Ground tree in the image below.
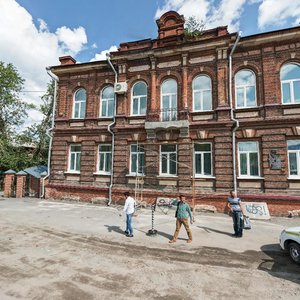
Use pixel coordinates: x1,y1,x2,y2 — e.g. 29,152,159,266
184,16,205,39
0,62,33,138
17,80,54,166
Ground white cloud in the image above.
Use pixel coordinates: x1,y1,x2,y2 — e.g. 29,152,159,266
0,0,88,127
90,45,118,62
56,26,87,54
258,0,300,29
91,43,98,49
155,0,247,32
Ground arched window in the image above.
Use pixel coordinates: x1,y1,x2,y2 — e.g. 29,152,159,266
280,63,300,104
73,88,86,119
100,86,114,117
235,69,256,108
193,75,212,111
131,81,147,115
161,79,177,121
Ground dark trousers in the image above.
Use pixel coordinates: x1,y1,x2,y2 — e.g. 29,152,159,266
232,211,243,237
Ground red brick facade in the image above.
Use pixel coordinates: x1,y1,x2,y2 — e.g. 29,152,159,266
46,11,300,215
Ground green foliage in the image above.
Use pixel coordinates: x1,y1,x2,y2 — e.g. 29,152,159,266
184,16,205,39
17,80,54,167
0,61,54,171
0,61,33,138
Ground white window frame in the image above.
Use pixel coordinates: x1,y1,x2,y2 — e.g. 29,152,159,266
160,145,177,176
73,88,86,119
238,141,260,178
131,82,147,116
235,70,257,109
97,144,112,175
100,86,114,118
287,140,300,178
68,144,81,173
130,144,145,175
192,75,212,112
161,79,177,121
281,63,300,105
194,143,213,177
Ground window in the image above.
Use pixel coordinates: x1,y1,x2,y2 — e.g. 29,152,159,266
238,142,260,177
194,143,212,176
130,144,145,175
160,145,177,176
98,145,112,174
288,140,300,177
161,79,177,121
69,145,81,172
100,86,114,117
132,82,147,116
280,63,300,104
193,75,212,111
73,89,86,119
235,70,256,108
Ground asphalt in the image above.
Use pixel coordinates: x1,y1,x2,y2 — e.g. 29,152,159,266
0,197,299,254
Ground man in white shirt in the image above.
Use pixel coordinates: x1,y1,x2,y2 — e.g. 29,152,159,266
123,192,135,237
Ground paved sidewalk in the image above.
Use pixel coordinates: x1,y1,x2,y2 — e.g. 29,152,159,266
0,197,299,254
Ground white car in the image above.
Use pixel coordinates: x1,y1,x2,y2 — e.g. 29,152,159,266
280,227,300,264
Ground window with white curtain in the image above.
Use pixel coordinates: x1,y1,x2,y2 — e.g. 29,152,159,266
132,82,147,116
73,89,86,119
280,63,300,104
238,142,260,177
100,86,114,117
235,70,256,108
193,75,212,111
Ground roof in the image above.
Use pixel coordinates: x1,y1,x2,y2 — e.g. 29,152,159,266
23,165,48,179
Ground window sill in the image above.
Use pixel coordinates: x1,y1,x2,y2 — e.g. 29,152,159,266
64,171,80,175
237,176,264,180
288,177,300,180
126,174,144,177
157,175,178,178
193,175,216,179
93,172,111,176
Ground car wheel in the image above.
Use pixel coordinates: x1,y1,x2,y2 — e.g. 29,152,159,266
288,242,300,264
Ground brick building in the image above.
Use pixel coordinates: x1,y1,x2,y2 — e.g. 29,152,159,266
46,11,300,215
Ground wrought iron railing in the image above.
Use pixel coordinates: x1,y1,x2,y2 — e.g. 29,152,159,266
146,108,189,122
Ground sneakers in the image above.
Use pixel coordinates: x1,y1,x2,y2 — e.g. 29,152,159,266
124,231,129,235
169,240,176,243
126,234,134,237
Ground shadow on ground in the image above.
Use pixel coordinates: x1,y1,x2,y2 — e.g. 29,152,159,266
258,244,300,284
197,226,232,237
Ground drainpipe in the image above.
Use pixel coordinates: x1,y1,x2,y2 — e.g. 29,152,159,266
41,67,59,198
106,53,118,205
229,32,241,193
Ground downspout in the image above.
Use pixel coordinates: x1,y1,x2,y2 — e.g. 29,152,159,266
229,32,241,193
106,53,118,205
41,68,59,198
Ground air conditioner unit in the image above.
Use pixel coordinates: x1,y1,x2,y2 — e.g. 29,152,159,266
114,82,128,94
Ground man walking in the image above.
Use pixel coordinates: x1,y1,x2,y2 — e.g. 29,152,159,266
169,194,193,244
123,192,135,237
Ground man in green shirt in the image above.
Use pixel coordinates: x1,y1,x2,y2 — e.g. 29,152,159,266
169,194,193,244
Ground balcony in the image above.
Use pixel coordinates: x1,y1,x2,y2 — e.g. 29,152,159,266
145,108,189,139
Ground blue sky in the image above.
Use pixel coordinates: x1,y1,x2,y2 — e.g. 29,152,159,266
0,0,300,126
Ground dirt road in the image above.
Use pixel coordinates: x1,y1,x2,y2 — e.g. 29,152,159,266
1,219,299,299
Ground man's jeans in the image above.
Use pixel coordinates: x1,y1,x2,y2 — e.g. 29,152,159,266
232,211,243,236
126,213,133,235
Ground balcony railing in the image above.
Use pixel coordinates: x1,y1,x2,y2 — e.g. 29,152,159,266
146,108,189,122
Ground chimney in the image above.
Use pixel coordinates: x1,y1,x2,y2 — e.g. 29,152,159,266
59,56,76,65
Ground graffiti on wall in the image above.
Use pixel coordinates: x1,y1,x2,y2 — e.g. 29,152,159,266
241,202,270,219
